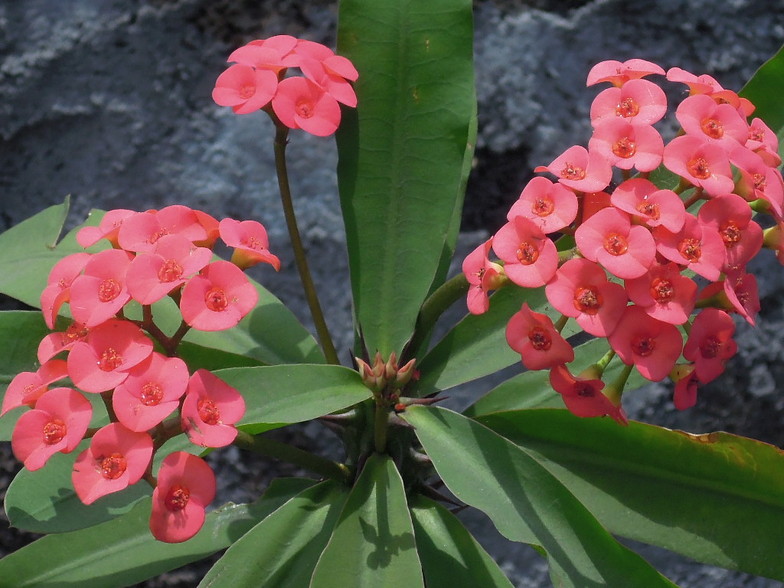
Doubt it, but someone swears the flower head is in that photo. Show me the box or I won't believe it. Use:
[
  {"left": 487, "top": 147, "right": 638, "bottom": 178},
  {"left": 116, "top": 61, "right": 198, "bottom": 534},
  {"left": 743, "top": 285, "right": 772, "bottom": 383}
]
[
  {"left": 219, "top": 218, "right": 280, "bottom": 271},
  {"left": 272, "top": 76, "right": 342, "bottom": 137},
  {"left": 180, "top": 261, "right": 258, "bottom": 331},
  {"left": 181, "top": 369, "right": 245, "bottom": 448},
  {"left": 506, "top": 303, "right": 574, "bottom": 370}
]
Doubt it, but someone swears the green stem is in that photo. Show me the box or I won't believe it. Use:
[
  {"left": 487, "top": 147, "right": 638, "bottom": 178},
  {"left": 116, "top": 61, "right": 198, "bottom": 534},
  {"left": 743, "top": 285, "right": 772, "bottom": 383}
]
[
  {"left": 373, "top": 400, "right": 389, "bottom": 454},
  {"left": 273, "top": 124, "right": 340, "bottom": 365},
  {"left": 404, "top": 271, "right": 470, "bottom": 361},
  {"left": 234, "top": 429, "right": 351, "bottom": 484}
]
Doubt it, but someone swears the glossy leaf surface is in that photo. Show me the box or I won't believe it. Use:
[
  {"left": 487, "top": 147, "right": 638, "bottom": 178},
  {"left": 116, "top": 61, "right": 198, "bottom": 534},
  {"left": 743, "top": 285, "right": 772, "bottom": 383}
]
[
  {"left": 403, "top": 405, "right": 676, "bottom": 587},
  {"left": 480, "top": 409, "right": 784, "bottom": 581},
  {"left": 336, "top": 0, "right": 475, "bottom": 356}
]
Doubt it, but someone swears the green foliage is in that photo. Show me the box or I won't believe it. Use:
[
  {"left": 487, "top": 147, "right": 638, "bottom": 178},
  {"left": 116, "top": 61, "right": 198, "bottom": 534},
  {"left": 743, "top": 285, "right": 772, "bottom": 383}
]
[{"left": 336, "top": 0, "right": 476, "bottom": 356}]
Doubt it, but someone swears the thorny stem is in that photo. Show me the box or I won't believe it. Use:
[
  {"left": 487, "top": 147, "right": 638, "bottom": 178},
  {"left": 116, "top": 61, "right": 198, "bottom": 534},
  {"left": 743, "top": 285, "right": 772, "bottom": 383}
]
[
  {"left": 373, "top": 399, "right": 389, "bottom": 454},
  {"left": 273, "top": 124, "right": 340, "bottom": 365},
  {"left": 234, "top": 429, "right": 351, "bottom": 484}
]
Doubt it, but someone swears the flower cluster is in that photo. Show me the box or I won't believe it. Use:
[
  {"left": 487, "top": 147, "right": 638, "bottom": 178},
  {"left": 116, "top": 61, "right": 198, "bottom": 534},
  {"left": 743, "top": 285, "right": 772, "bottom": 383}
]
[
  {"left": 3, "top": 205, "right": 278, "bottom": 542},
  {"left": 212, "top": 35, "right": 359, "bottom": 137},
  {"left": 465, "top": 59, "right": 782, "bottom": 423}
]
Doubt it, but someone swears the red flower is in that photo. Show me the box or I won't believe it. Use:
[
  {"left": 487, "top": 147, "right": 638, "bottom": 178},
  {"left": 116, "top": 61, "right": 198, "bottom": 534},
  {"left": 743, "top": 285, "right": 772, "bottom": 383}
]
[
  {"left": 1, "top": 359, "right": 68, "bottom": 416},
  {"left": 625, "top": 261, "right": 697, "bottom": 325},
  {"left": 68, "top": 249, "right": 133, "bottom": 327},
  {"left": 12, "top": 387, "right": 92, "bottom": 471},
  {"left": 697, "top": 193, "right": 763, "bottom": 271},
  {"left": 212, "top": 64, "right": 278, "bottom": 115},
  {"left": 72, "top": 423, "right": 153, "bottom": 505},
  {"left": 544, "top": 258, "right": 627, "bottom": 337},
  {"left": 663, "top": 135, "right": 734, "bottom": 196},
  {"left": 535, "top": 145, "right": 612, "bottom": 193},
  {"left": 76, "top": 209, "right": 135, "bottom": 249},
  {"left": 506, "top": 303, "right": 573, "bottom": 370},
  {"left": 574, "top": 207, "right": 656, "bottom": 280},
  {"left": 683, "top": 309, "right": 737, "bottom": 383},
  {"left": 608, "top": 305, "right": 683, "bottom": 382},
  {"left": 653, "top": 215, "right": 725, "bottom": 282},
  {"left": 181, "top": 369, "right": 245, "bottom": 448},
  {"left": 150, "top": 452, "right": 216, "bottom": 543},
  {"left": 493, "top": 216, "right": 558, "bottom": 288},
  {"left": 589, "top": 118, "right": 663, "bottom": 172},
  {"left": 219, "top": 218, "right": 280, "bottom": 271},
  {"left": 40, "top": 252, "right": 90, "bottom": 329},
  {"left": 506, "top": 176, "right": 578, "bottom": 233},
  {"left": 272, "top": 77, "right": 342, "bottom": 137},
  {"left": 610, "top": 178, "right": 685, "bottom": 233},
  {"left": 676, "top": 94, "right": 748, "bottom": 149},
  {"left": 180, "top": 261, "right": 258, "bottom": 331},
  {"left": 117, "top": 206, "right": 208, "bottom": 253},
  {"left": 462, "top": 238, "right": 504, "bottom": 315},
  {"left": 586, "top": 59, "right": 665, "bottom": 87},
  {"left": 590, "top": 79, "right": 667, "bottom": 126},
  {"left": 112, "top": 352, "right": 190, "bottom": 432},
  {"left": 549, "top": 364, "right": 627, "bottom": 425}
]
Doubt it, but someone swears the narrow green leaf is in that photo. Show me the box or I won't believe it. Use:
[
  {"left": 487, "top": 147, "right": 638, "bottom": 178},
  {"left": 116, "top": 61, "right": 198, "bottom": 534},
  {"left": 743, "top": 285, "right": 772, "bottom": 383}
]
[
  {"left": 410, "top": 495, "right": 513, "bottom": 588},
  {"left": 403, "top": 406, "right": 676, "bottom": 587},
  {"left": 479, "top": 408, "right": 784, "bottom": 581},
  {"left": 215, "top": 364, "right": 371, "bottom": 428},
  {"left": 336, "top": 0, "right": 476, "bottom": 356},
  {"left": 310, "top": 454, "right": 423, "bottom": 588},
  {"left": 740, "top": 43, "right": 784, "bottom": 132},
  {"left": 199, "top": 480, "right": 348, "bottom": 588},
  {"left": 4, "top": 440, "right": 150, "bottom": 534},
  {"left": 0, "top": 477, "right": 314, "bottom": 587}
]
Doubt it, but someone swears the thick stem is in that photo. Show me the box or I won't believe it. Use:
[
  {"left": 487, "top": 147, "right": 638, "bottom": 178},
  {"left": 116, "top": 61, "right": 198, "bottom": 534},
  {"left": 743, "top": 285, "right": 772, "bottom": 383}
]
[
  {"left": 373, "top": 400, "right": 389, "bottom": 454},
  {"left": 234, "top": 429, "right": 351, "bottom": 484},
  {"left": 273, "top": 124, "right": 340, "bottom": 365}
]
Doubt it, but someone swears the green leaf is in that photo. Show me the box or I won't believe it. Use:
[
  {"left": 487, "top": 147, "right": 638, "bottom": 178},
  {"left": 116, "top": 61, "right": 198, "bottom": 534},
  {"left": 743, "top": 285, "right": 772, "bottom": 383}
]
[
  {"left": 410, "top": 495, "right": 513, "bottom": 588},
  {"left": 0, "top": 477, "right": 314, "bottom": 587},
  {"left": 740, "top": 43, "right": 784, "bottom": 133},
  {"left": 0, "top": 199, "right": 77, "bottom": 306},
  {"left": 479, "top": 408, "right": 784, "bottom": 581},
  {"left": 403, "top": 406, "right": 676, "bottom": 587},
  {"left": 310, "top": 454, "right": 423, "bottom": 588},
  {"left": 336, "top": 0, "right": 476, "bottom": 356},
  {"left": 199, "top": 480, "right": 348, "bottom": 588},
  {"left": 215, "top": 364, "right": 371, "bottom": 430},
  {"left": 4, "top": 440, "right": 150, "bottom": 534}
]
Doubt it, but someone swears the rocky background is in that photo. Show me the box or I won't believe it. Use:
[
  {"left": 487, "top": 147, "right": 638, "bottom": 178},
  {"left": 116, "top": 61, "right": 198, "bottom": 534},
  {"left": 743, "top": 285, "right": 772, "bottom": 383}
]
[{"left": 1, "top": 0, "right": 784, "bottom": 586}]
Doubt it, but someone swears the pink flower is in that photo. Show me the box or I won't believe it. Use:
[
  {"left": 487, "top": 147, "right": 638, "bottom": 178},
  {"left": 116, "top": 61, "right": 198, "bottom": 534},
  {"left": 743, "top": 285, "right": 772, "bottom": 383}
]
[
  {"left": 212, "top": 64, "right": 278, "bottom": 114},
  {"left": 589, "top": 79, "right": 667, "bottom": 126},
  {"left": 68, "top": 249, "right": 133, "bottom": 327},
  {"left": 697, "top": 193, "right": 763, "bottom": 271},
  {"left": 610, "top": 178, "right": 685, "bottom": 233},
  {"left": 671, "top": 363, "right": 700, "bottom": 410},
  {"left": 227, "top": 35, "right": 299, "bottom": 72},
  {"left": 462, "top": 238, "right": 504, "bottom": 315},
  {"left": 549, "top": 364, "right": 627, "bottom": 425},
  {"left": 676, "top": 94, "right": 748, "bottom": 149},
  {"left": 506, "top": 303, "right": 573, "bottom": 371},
  {"left": 1, "top": 359, "right": 68, "bottom": 416},
  {"left": 608, "top": 305, "right": 683, "bottom": 382},
  {"left": 722, "top": 269, "right": 760, "bottom": 326},
  {"left": 181, "top": 369, "right": 245, "bottom": 448},
  {"left": 492, "top": 216, "right": 558, "bottom": 288},
  {"left": 586, "top": 59, "right": 665, "bottom": 87},
  {"left": 298, "top": 56, "right": 358, "bottom": 107},
  {"left": 37, "top": 322, "right": 90, "bottom": 364},
  {"left": 730, "top": 146, "right": 784, "bottom": 219},
  {"left": 126, "top": 234, "right": 213, "bottom": 305},
  {"left": 653, "top": 215, "right": 725, "bottom": 281},
  {"left": 745, "top": 117, "right": 781, "bottom": 167},
  {"left": 11, "top": 387, "right": 92, "bottom": 471},
  {"left": 666, "top": 67, "right": 724, "bottom": 95},
  {"left": 180, "top": 260, "right": 258, "bottom": 331},
  {"left": 219, "top": 218, "right": 280, "bottom": 271},
  {"left": 544, "top": 258, "right": 627, "bottom": 337},
  {"left": 76, "top": 209, "right": 135, "bottom": 248},
  {"left": 272, "top": 76, "right": 342, "bottom": 137},
  {"left": 588, "top": 118, "right": 663, "bottom": 172},
  {"left": 117, "top": 206, "right": 208, "bottom": 254},
  {"left": 506, "top": 176, "right": 578, "bottom": 233},
  {"left": 112, "top": 352, "right": 190, "bottom": 432},
  {"left": 72, "top": 423, "right": 153, "bottom": 505},
  {"left": 624, "top": 261, "right": 697, "bottom": 325},
  {"left": 574, "top": 207, "right": 656, "bottom": 280},
  {"left": 150, "top": 452, "right": 216, "bottom": 543},
  {"left": 534, "top": 145, "right": 612, "bottom": 193},
  {"left": 67, "top": 319, "right": 154, "bottom": 393},
  {"left": 683, "top": 309, "right": 737, "bottom": 383},
  {"left": 662, "top": 135, "right": 734, "bottom": 196},
  {"left": 40, "top": 252, "right": 91, "bottom": 329}
]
